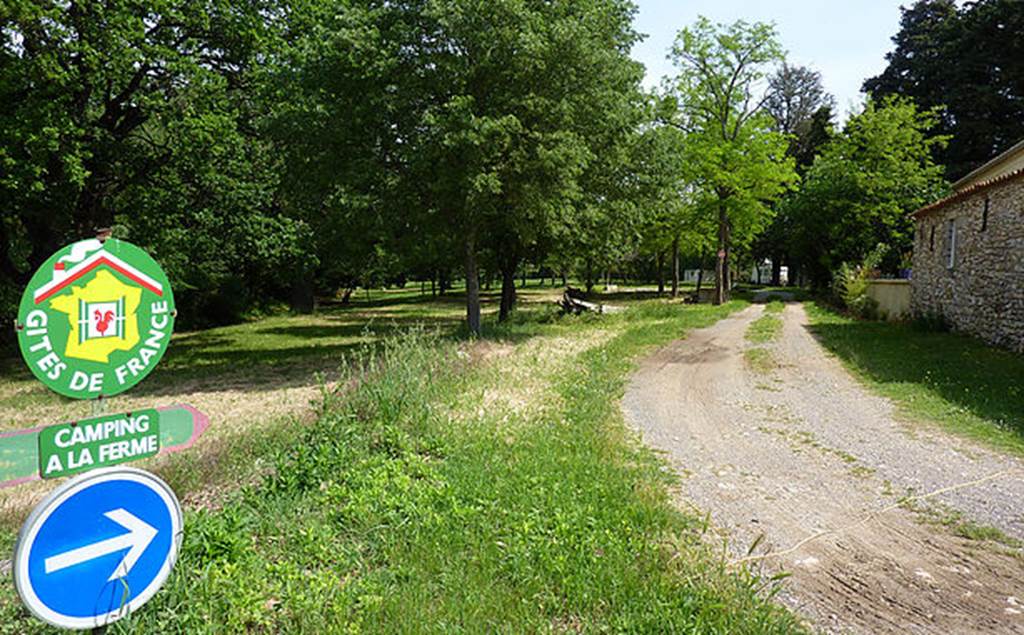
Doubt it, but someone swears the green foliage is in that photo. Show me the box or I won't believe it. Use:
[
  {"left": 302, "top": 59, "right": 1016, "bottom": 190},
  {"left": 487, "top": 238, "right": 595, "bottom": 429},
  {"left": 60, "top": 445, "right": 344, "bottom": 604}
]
[
  {"left": 831, "top": 243, "right": 888, "bottom": 319},
  {"left": 787, "top": 96, "right": 949, "bottom": 287},
  {"left": 0, "top": 0, "right": 305, "bottom": 327},
  {"left": 753, "top": 65, "right": 835, "bottom": 281},
  {"left": 864, "top": 0, "right": 1024, "bottom": 179},
  {"left": 765, "top": 64, "right": 836, "bottom": 169},
  {"left": 664, "top": 17, "right": 798, "bottom": 299},
  {"left": 270, "top": 0, "right": 647, "bottom": 329}
]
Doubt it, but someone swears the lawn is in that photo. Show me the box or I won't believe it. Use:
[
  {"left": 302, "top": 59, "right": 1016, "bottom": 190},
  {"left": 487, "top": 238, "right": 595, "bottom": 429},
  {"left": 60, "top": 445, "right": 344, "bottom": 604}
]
[
  {"left": 805, "top": 302, "right": 1024, "bottom": 455},
  {"left": 0, "top": 287, "right": 800, "bottom": 633}
]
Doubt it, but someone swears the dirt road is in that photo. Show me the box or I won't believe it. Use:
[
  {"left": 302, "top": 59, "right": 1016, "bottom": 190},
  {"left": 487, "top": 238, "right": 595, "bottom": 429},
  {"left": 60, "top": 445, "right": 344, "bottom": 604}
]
[{"left": 622, "top": 302, "right": 1024, "bottom": 634}]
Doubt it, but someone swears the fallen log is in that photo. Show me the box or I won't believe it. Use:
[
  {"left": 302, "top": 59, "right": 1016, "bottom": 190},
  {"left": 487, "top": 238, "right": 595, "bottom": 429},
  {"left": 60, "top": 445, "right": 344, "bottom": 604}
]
[{"left": 558, "top": 287, "right": 624, "bottom": 315}]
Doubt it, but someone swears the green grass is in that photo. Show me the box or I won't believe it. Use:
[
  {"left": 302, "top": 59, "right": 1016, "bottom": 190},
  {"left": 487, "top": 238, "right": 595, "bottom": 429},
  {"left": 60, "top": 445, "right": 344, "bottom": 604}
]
[
  {"left": 0, "top": 298, "right": 802, "bottom": 633},
  {"left": 805, "top": 301, "right": 1024, "bottom": 456},
  {"left": 744, "top": 301, "right": 785, "bottom": 375},
  {"left": 745, "top": 304, "right": 784, "bottom": 345},
  {"left": 744, "top": 347, "right": 777, "bottom": 374},
  {"left": 899, "top": 496, "right": 1022, "bottom": 551}
]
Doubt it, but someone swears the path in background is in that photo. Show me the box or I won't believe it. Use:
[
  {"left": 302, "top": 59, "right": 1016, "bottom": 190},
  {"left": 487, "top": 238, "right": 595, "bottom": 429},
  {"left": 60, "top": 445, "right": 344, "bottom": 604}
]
[{"left": 623, "top": 303, "right": 1024, "bottom": 634}]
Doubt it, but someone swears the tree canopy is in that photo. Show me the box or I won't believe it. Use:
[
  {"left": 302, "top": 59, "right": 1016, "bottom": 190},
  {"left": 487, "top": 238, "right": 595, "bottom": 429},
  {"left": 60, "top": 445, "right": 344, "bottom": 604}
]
[
  {"left": 3, "top": 3, "right": 1010, "bottom": 338},
  {"left": 785, "top": 96, "right": 949, "bottom": 286},
  {"left": 664, "top": 17, "right": 796, "bottom": 303},
  {"left": 864, "top": 0, "right": 1024, "bottom": 179}
]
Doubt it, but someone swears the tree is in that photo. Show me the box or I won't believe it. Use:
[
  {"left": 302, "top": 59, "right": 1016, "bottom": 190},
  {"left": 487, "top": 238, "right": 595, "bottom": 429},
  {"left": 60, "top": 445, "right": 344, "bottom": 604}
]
[
  {"left": 864, "top": 0, "right": 1024, "bottom": 179},
  {"left": 765, "top": 64, "right": 834, "bottom": 145},
  {"left": 756, "top": 64, "right": 835, "bottom": 284},
  {"left": 666, "top": 18, "right": 797, "bottom": 303},
  {"left": 267, "top": 1, "right": 410, "bottom": 309},
  {"left": 394, "top": 0, "right": 644, "bottom": 333},
  {"left": 0, "top": 0, "right": 305, "bottom": 326},
  {"left": 786, "top": 96, "right": 949, "bottom": 287}
]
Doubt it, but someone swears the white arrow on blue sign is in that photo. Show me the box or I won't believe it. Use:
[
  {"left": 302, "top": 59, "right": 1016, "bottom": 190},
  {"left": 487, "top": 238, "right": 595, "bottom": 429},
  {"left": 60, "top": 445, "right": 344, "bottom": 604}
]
[{"left": 12, "top": 467, "right": 182, "bottom": 629}]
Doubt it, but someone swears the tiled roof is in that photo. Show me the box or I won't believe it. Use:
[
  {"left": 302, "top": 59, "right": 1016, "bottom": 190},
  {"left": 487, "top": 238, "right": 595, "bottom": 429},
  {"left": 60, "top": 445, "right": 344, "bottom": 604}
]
[{"left": 912, "top": 167, "right": 1024, "bottom": 219}]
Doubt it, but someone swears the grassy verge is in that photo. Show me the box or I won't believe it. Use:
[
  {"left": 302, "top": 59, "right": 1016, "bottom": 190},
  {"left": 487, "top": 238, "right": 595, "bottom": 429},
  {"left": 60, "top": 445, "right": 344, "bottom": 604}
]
[
  {"left": 0, "top": 300, "right": 801, "bottom": 633},
  {"left": 745, "top": 301, "right": 784, "bottom": 344},
  {"left": 0, "top": 286, "right": 564, "bottom": 535},
  {"left": 744, "top": 348, "right": 777, "bottom": 374},
  {"left": 805, "top": 301, "right": 1024, "bottom": 456},
  {"left": 744, "top": 301, "right": 785, "bottom": 376}
]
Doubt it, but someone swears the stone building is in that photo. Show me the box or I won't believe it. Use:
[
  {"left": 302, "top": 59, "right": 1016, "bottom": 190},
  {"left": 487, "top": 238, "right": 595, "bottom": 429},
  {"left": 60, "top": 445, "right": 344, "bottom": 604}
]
[{"left": 911, "top": 139, "right": 1024, "bottom": 352}]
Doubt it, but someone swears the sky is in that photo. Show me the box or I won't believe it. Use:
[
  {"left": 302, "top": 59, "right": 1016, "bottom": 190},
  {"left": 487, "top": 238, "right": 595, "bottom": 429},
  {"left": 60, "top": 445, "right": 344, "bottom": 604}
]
[{"left": 631, "top": 0, "right": 908, "bottom": 119}]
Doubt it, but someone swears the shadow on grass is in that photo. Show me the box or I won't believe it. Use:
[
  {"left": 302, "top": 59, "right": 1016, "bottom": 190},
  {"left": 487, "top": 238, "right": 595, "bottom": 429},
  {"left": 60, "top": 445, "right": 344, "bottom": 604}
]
[
  {"left": 805, "top": 302, "right": 1024, "bottom": 440},
  {"left": 734, "top": 286, "right": 816, "bottom": 304},
  {"left": 590, "top": 290, "right": 671, "bottom": 303},
  {"left": 0, "top": 289, "right": 581, "bottom": 407}
]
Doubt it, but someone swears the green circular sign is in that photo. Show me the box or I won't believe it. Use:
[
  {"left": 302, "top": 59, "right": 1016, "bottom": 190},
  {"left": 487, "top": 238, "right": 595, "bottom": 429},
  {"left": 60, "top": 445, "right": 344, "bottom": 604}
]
[{"left": 17, "top": 239, "right": 175, "bottom": 399}]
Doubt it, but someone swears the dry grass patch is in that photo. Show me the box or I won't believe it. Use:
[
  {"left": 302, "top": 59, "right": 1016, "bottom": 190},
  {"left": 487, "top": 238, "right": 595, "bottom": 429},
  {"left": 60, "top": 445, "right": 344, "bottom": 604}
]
[{"left": 461, "top": 330, "right": 610, "bottom": 428}]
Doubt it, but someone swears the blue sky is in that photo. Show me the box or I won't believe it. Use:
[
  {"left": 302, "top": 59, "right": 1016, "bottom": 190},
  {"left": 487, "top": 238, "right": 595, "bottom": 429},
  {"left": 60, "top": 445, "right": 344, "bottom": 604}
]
[{"left": 631, "top": 0, "right": 908, "bottom": 118}]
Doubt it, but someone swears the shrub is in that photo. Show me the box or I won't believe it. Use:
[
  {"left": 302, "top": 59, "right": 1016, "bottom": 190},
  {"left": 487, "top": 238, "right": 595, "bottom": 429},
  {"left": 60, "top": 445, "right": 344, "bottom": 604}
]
[{"left": 831, "top": 244, "right": 888, "bottom": 319}]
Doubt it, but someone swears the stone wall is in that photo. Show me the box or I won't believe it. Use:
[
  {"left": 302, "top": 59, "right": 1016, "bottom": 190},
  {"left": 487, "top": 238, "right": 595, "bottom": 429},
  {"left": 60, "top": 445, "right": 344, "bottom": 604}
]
[{"left": 911, "top": 176, "right": 1024, "bottom": 352}]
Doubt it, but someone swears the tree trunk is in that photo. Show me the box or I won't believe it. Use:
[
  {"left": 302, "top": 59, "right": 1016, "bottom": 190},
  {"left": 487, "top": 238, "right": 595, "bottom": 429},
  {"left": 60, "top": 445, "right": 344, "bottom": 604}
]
[
  {"left": 289, "top": 276, "right": 314, "bottom": 314},
  {"left": 671, "top": 235, "right": 680, "bottom": 299},
  {"left": 341, "top": 288, "right": 354, "bottom": 305},
  {"left": 499, "top": 259, "right": 518, "bottom": 322},
  {"left": 715, "top": 200, "right": 730, "bottom": 305},
  {"left": 561, "top": 271, "right": 567, "bottom": 287},
  {"left": 430, "top": 277, "right": 436, "bottom": 297},
  {"left": 657, "top": 251, "right": 665, "bottom": 294},
  {"left": 585, "top": 259, "right": 594, "bottom": 294},
  {"left": 521, "top": 267, "right": 526, "bottom": 288},
  {"left": 465, "top": 235, "right": 481, "bottom": 336},
  {"left": 771, "top": 255, "right": 782, "bottom": 287},
  {"left": 696, "top": 246, "right": 706, "bottom": 295}
]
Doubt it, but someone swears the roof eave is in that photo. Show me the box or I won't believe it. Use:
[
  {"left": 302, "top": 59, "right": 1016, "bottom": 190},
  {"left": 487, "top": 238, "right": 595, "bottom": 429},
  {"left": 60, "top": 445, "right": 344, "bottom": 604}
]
[
  {"left": 913, "top": 167, "right": 1024, "bottom": 219},
  {"left": 952, "top": 137, "right": 1024, "bottom": 190}
]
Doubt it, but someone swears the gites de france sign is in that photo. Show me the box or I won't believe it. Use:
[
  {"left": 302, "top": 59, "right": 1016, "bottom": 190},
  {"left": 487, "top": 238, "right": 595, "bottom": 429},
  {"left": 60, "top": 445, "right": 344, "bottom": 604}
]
[{"left": 17, "top": 239, "right": 175, "bottom": 399}]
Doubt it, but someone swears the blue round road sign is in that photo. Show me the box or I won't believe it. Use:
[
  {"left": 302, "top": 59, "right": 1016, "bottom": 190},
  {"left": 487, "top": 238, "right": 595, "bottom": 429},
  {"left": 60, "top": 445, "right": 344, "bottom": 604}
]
[{"left": 12, "top": 467, "right": 182, "bottom": 629}]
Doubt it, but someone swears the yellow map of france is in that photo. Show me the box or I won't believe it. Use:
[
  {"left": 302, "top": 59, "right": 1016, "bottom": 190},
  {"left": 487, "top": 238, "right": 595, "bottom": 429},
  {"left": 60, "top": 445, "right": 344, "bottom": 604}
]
[{"left": 50, "top": 270, "right": 142, "bottom": 363}]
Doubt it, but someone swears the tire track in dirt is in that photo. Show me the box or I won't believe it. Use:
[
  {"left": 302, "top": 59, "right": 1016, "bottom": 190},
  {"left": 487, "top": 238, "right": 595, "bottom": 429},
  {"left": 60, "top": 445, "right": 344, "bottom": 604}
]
[{"left": 622, "top": 303, "right": 1024, "bottom": 634}]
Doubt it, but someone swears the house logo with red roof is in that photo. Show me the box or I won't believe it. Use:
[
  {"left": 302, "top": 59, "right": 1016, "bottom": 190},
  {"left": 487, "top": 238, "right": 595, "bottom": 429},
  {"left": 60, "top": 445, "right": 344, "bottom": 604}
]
[{"left": 33, "top": 239, "right": 164, "bottom": 305}]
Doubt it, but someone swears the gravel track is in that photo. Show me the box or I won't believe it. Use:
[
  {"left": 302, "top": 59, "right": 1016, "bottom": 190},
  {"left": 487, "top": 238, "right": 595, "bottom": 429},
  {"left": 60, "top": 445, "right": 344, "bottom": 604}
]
[{"left": 622, "top": 303, "right": 1024, "bottom": 634}]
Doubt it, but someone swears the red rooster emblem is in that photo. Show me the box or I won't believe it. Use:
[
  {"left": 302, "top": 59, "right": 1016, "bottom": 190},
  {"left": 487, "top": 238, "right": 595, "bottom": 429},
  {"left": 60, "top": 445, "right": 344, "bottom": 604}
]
[{"left": 94, "top": 309, "right": 115, "bottom": 336}]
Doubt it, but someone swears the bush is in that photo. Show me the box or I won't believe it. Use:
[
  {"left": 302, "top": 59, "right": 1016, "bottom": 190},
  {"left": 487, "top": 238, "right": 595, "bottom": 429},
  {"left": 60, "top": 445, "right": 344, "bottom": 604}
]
[{"left": 831, "top": 244, "right": 888, "bottom": 319}]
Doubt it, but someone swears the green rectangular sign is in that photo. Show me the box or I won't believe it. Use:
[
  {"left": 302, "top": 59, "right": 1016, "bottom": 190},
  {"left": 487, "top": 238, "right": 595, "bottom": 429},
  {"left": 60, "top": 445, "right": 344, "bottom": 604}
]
[{"left": 38, "top": 409, "right": 160, "bottom": 479}]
